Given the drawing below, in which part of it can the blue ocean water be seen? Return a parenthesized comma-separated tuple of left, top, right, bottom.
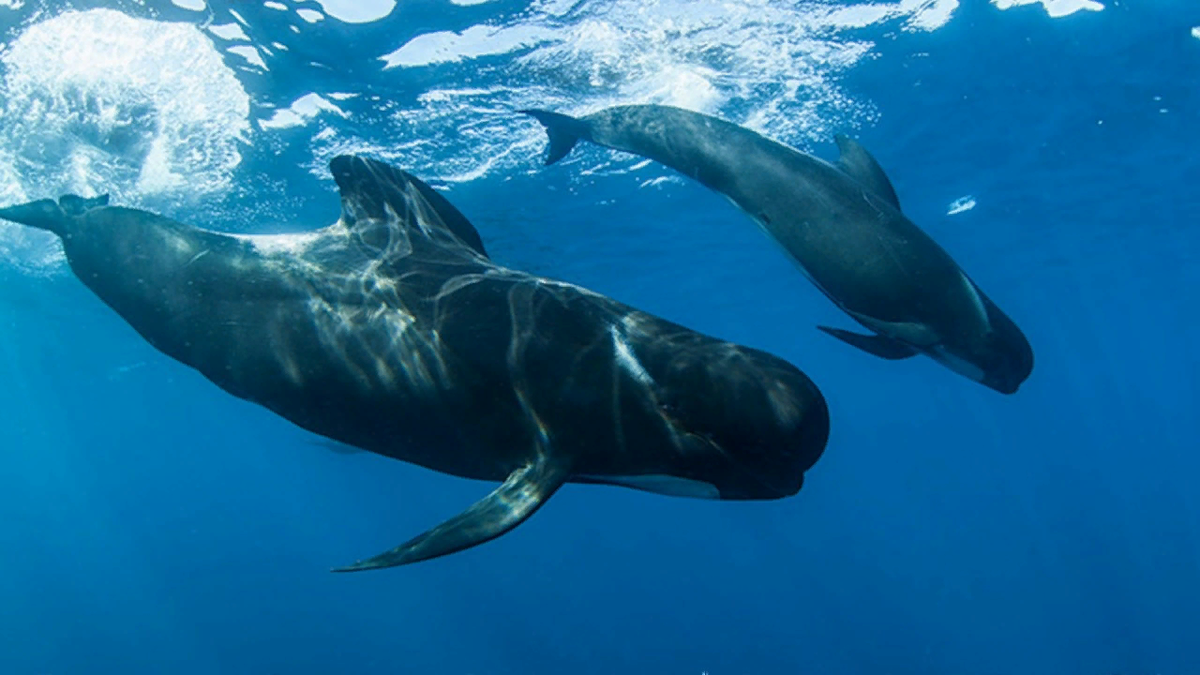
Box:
(1, 1, 1197, 673)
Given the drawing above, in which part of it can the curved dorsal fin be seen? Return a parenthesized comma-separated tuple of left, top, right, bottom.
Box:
(59, 193, 109, 216)
(834, 134, 901, 211)
(328, 155, 489, 259)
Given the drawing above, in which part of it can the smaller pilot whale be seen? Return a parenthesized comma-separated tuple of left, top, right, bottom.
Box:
(521, 104, 1034, 394)
(0, 155, 829, 571)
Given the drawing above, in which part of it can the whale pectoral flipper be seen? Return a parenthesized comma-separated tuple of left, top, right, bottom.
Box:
(817, 325, 917, 360)
(833, 134, 901, 210)
(310, 438, 367, 455)
(519, 109, 590, 165)
(331, 454, 571, 572)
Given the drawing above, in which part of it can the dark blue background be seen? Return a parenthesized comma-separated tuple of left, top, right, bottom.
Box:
(1, 2, 1197, 674)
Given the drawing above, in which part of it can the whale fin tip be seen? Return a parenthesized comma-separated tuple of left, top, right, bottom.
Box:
(520, 109, 587, 165)
(331, 454, 570, 572)
(58, 193, 109, 217)
(833, 134, 901, 211)
(0, 198, 71, 236)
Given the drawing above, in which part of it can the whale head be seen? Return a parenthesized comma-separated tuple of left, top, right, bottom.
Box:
(927, 291, 1034, 395)
(619, 320, 830, 500)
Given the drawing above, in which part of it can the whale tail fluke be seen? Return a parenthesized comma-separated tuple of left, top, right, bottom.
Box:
(519, 109, 588, 165)
(0, 194, 109, 237)
(0, 199, 70, 236)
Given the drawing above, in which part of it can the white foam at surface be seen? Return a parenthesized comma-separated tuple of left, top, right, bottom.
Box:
(991, 0, 1103, 17)
(171, 0, 206, 11)
(947, 195, 977, 215)
(208, 22, 249, 41)
(1192, 27, 1199, 40)
(0, 8, 250, 272)
(317, 0, 981, 185)
(508, 0, 888, 134)
(293, 93, 346, 118)
(261, 109, 305, 130)
(801, 0, 959, 31)
(450, 0, 496, 5)
(228, 45, 268, 69)
(297, 9, 324, 23)
(264, 1, 287, 10)
(382, 24, 557, 69)
(908, 0, 959, 30)
(262, 93, 347, 130)
(312, 0, 394, 23)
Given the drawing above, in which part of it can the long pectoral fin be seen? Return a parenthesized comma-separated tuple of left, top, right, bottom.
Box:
(310, 439, 366, 455)
(817, 325, 918, 360)
(331, 455, 570, 572)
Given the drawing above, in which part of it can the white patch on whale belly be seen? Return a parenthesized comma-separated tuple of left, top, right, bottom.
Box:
(610, 325, 653, 385)
(579, 474, 721, 499)
(930, 345, 986, 383)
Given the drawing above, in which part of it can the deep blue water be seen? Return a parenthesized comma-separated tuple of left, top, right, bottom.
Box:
(1, 1, 1198, 674)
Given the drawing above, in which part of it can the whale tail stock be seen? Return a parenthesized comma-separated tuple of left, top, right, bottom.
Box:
(0, 194, 110, 237)
(518, 109, 590, 165)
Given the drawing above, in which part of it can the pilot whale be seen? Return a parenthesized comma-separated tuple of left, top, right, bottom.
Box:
(521, 104, 1034, 394)
(0, 155, 829, 571)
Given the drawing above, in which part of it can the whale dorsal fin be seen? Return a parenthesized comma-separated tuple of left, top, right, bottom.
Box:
(834, 134, 901, 211)
(58, 193, 109, 216)
(328, 155, 489, 259)
(331, 453, 570, 571)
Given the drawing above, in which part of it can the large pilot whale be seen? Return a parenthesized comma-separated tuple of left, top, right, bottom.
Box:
(0, 155, 829, 571)
(521, 104, 1034, 394)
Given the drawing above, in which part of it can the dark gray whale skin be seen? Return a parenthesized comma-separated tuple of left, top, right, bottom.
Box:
(521, 104, 1034, 395)
(0, 155, 829, 571)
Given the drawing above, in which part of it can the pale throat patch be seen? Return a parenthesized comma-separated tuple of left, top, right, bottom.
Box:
(579, 473, 721, 499)
(929, 345, 987, 383)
